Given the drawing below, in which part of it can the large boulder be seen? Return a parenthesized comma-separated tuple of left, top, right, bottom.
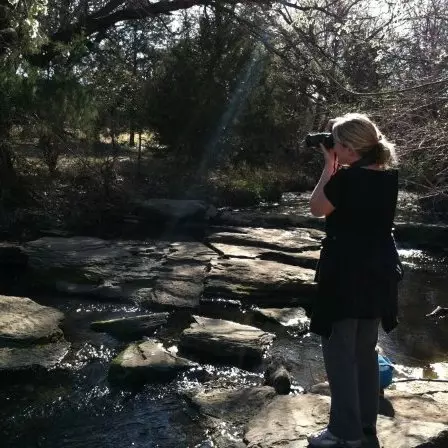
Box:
(207, 227, 322, 270)
(179, 315, 275, 364)
(22, 237, 218, 310)
(244, 393, 448, 448)
(186, 386, 277, 426)
(0, 295, 68, 372)
(310, 381, 448, 424)
(207, 227, 324, 253)
(0, 295, 64, 346)
(184, 386, 277, 448)
(212, 192, 448, 251)
(22, 237, 166, 301)
(144, 263, 208, 308)
(205, 258, 316, 306)
(186, 383, 448, 447)
(137, 241, 217, 309)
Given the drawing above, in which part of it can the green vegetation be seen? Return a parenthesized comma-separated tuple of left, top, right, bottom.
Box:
(1, 0, 448, 238)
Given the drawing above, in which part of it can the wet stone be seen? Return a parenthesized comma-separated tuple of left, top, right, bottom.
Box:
(90, 313, 170, 339)
(179, 315, 275, 363)
(0, 295, 64, 346)
(185, 386, 277, 426)
(254, 307, 310, 332)
(205, 258, 316, 306)
(109, 339, 196, 385)
(0, 341, 70, 371)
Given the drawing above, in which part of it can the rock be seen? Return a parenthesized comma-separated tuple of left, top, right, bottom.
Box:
(22, 237, 165, 301)
(259, 250, 320, 270)
(109, 339, 196, 385)
(393, 379, 448, 396)
(207, 227, 324, 253)
(0, 341, 70, 371)
(254, 307, 310, 332)
(186, 386, 276, 426)
(145, 263, 207, 308)
(90, 313, 170, 338)
(24, 237, 130, 275)
(165, 241, 217, 263)
(264, 363, 292, 395)
(135, 241, 217, 308)
(310, 381, 331, 395)
(243, 393, 448, 448)
(179, 315, 275, 363)
(309, 381, 448, 434)
(208, 241, 320, 269)
(0, 295, 64, 346)
(393, 326, 448, 359)
(213, 193, 448, 251)
(205, 258, 316, 306)
(376, 418, 448, 448)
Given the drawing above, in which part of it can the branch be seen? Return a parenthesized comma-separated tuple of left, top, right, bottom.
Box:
(90, 0, 127, 20)
(275, 0, 341, 19)
(27, 0, 214, 65)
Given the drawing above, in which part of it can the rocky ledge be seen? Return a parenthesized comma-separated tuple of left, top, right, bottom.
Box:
(0, 295, 69, 371)
(186, 381, 448, 448)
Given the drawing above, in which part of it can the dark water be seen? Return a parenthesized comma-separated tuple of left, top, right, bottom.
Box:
(1, 249, 447, 447)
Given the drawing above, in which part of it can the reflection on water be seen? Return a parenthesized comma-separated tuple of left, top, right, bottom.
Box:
(0, 248, 447, 447)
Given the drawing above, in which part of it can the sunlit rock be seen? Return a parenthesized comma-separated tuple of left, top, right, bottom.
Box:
(109, 339, 196, 384)
(244, 393, 448, 448)
(179, 315, 275, 364)
(185, 386, 276, 425)
(254, 307, 310, 332)
(207, 227, 324, 252)
(0, 295, 64, 346)
(205, 258, 316, 306)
